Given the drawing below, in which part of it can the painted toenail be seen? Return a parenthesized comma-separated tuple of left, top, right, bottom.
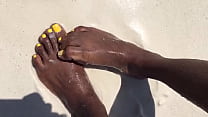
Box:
(33, 54, 37, 58)
(41, 34, 46, 38)
(47, 28, 53, 33)
(58, 37, 62, 42)
(71, 29, 74, 32)
(52, 24, 61, 33)
(36, 43, 42, 47)
(58, 50, 64, 56)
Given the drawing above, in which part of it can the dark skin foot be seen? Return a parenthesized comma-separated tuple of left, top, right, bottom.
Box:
(58, 26, 208, 112)
(32, 24, 108, 117)
(58, 26, 161, 78)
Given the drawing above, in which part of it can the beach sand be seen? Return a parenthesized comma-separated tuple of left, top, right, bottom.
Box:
(0, 0, 207, 116)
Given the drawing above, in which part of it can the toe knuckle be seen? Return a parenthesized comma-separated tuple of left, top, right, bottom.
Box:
(75, 26, 88, 31)
(42, 38, 49, 43)
(75, 26, 85, 29)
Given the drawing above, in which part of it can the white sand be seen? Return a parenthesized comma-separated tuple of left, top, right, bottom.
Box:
(0, 0, 207, 117)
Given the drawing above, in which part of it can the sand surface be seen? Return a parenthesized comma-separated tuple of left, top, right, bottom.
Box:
(0, 0, 207, 117)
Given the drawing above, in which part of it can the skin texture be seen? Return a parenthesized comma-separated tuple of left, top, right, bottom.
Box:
(58, 26, 160, 78)
(32, 24, 108, 117)
(148, 58, 208, 112)
(59, 26, 208, 112)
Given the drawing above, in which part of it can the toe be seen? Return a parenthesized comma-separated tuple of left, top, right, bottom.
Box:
(51, 23, 65, 34)
(58, 46, 85, 63)
(59, 31, 74, 46)
(44, 28, 58, 52)
(39, 33, 53, 55)
(35, 43, 49, 63)
(59, 32, 81, 50)
(32, 54, 44, 71)
(50, 23, 66, 43)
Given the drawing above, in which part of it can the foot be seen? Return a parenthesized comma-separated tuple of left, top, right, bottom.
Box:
(58, 26, 161, 78)
(32, 24, 107, 117)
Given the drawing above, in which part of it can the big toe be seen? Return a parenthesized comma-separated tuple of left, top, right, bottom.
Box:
(50, 23, 66, 43)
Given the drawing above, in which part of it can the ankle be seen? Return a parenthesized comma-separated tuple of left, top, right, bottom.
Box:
(72, 95, 107, 117)
(127, 48, 164, 79)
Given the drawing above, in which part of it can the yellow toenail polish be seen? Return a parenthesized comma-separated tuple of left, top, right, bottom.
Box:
(58, 50, 64, 56)
(71, 29, 74, 32)
(36, 43, 42, 47)
(47, 28, 53, 33)
(52, 24, 61, 33)
(33, 54, 37, 58)
(58, 37, 62, 42)
(41, 34, 46, 38)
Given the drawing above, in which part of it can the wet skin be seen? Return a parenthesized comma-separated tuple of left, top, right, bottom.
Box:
(32, 24, 108, 117)
(59, 26, 208, 112)
(58, 26, 160, 78)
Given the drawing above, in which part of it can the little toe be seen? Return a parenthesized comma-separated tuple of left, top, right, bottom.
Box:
(35, 43, 49, 63)
(39, 33, 53, 55)
(44, 28, 58, 52)
(32, 54, 44, 71)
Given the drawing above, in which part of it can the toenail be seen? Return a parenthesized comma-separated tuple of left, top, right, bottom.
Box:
(52, 24, 61, 33)
(47, 28, 53, 33)
(41, 34, 46, 38)
(71, 29, 74, 32)
(58, 37, 62, 42)
(33, 54, 37, 58)
(58, 50, 64, 56)
(36, 43, 42, 47)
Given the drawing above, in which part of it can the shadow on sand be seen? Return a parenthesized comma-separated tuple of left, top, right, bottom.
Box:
(109, 75, 155, 117)
(85, 65, 155, 117)
(0, 93, 66, 117)
(0, 64, 154, 117)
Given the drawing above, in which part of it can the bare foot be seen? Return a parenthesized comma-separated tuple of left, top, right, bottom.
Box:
(32, 24, 108, 117)
(58, 26, 161, 78)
